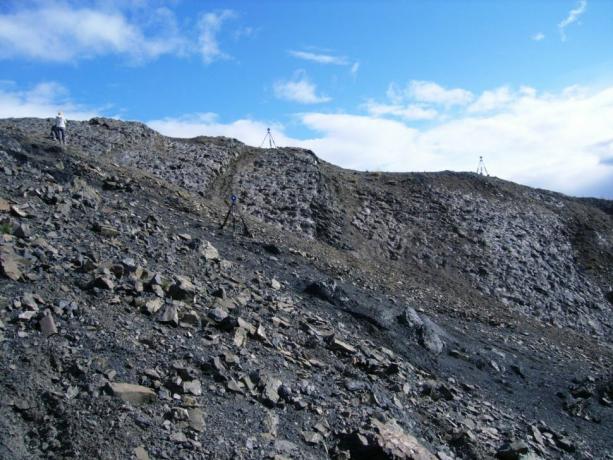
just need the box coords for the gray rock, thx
[180,310,201,328]
[88,276,115,291]
[345,379,367,392]
[187,408,205,432]
[0,255,21,281]
[302,431,323,445]
[133,446,150,460]
[496,440,530,460]
[328,336,357,354]
[39,312,58,337]
[208,307,228,323]
[10,205,27,217]
[170,431,187,443]
[0,197,9,212]
[13,224,30,239]
[182,380,202,396]
[200,241,219,261]
[92,222,119,238]
[168,276,195,300]
[143,298,163,315]
[107,383,156,405]
[271,278,281,290]
[399,307,446,354]
[159,304,179,326]
[262,377,282,406]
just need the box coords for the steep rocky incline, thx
[3,117,611,338]
[1,118,612,459]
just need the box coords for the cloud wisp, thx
[388,81,474,107]
[364,101,438,121]
[559,0,587,41]
[531,32,545,41]
[289,50,349,65]
[289,49,360,76]
[366,79,476,123]
[198,10,236,64]
[273,72,331,104]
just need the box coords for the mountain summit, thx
[1,117,612,459]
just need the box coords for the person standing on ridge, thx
[54,111,66,145]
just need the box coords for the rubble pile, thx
[0,119,612,459]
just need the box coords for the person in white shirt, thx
[55,112,66,145]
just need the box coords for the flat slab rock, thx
[107,383,156,405]
[372,418,436,460]
[0,197,10,212]
[1,256,22,281]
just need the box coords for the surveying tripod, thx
[476,156,489,176]
[220,194,252,237]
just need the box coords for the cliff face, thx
[0,117,612,459]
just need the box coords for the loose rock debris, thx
[0,117,611,459]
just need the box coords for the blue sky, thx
[1,0,613,198]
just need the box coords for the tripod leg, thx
[220,204,233,229]
[240,214,252,237]
[235,206,252,237]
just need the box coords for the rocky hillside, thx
[4,117,611,339]
[0,117,612,459]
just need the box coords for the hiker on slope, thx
[54,111,67,145]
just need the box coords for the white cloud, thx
[198,10,235,64]
[0,82,100,119]
[350,62,360,77]
[388,80,474,107]
[289,50,349,65]
[0,4,242,64]
[364,101,438,121]
[403,86,613,195]
[0,5,188,62]
[532,32,545,41]
[559,0,587,41]
[273,73,331,104]
[468,86,514,113]
[298,113,426,171]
